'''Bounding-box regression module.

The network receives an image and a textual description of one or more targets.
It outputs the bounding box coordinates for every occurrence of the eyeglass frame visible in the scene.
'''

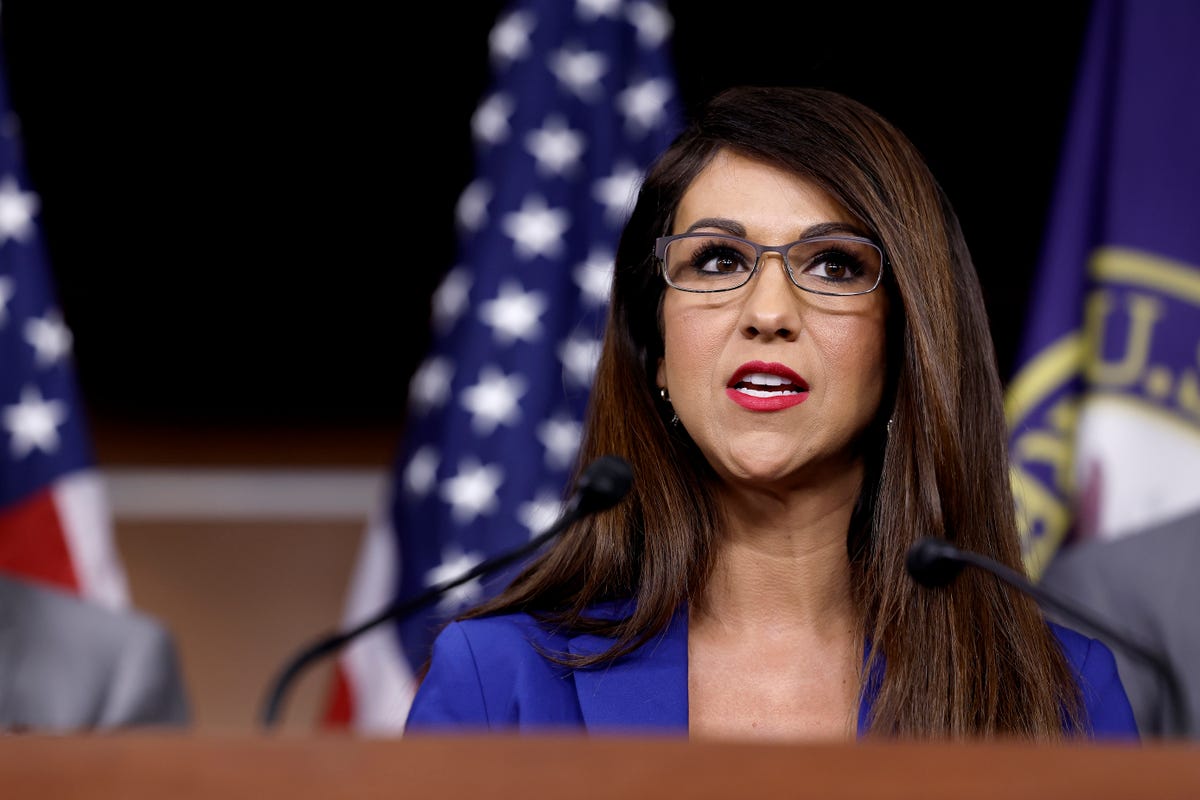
[654,232,887,297]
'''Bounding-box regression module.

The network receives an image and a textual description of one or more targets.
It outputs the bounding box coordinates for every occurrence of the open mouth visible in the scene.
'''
[732,372,806,398]
[726,362,810,411]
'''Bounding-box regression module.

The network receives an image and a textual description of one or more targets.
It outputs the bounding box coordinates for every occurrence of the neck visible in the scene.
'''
[697,487,859,633]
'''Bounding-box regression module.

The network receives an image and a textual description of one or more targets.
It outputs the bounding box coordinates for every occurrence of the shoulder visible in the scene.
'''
[1042,512,1199,600]
[422,611,579,681]
[1049,622,1140,739]
[405,610,581,732]
[422,598,634,666]
[0,576,190,730]
[2,576,175,658]
[1049,621,1101,668]
[447,610,572,653]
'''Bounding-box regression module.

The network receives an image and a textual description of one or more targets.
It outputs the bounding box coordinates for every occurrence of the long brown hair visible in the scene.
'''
[452,86,1083,740]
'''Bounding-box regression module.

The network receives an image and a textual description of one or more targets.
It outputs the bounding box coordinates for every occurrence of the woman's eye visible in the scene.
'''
[804,251,862,281]
[695,245,750,273]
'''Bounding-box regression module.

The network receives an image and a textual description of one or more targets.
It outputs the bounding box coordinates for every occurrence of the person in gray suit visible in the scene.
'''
[1039,508,1200,739]
[0,573,190,731]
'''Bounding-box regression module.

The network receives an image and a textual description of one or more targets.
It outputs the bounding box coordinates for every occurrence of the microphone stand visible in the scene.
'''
[907,537,1191,739]
[259,455,633,729]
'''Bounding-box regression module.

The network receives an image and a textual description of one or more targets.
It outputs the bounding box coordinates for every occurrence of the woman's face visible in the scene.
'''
[656,150,888,490]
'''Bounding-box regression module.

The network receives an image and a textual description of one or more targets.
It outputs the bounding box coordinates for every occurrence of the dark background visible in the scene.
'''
[0,2,1095,431]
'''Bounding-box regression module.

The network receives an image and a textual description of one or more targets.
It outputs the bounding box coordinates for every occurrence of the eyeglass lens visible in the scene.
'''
[663,235,881,295]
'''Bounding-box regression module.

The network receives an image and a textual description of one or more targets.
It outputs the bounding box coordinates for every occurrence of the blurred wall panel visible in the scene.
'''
[98,423,396,732]
[115,517,364,732]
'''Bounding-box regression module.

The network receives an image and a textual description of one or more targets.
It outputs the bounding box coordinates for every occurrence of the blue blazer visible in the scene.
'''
[405,602,1139,739]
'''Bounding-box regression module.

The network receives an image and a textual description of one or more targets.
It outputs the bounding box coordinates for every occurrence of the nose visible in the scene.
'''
[738,251,801,341]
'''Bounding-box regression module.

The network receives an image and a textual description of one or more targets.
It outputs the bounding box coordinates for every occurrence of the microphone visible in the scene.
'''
[906,536,1190,738]
[259,455,634,729]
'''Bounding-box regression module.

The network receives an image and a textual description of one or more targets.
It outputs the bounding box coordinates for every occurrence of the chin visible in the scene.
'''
[716,454,806,486]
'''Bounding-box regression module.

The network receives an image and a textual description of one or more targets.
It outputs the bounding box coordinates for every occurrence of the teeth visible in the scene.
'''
[738,387,800,398]
[741,373,790,386]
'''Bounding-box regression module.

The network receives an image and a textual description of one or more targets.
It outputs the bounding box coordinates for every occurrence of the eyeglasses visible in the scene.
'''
[655,232,885,296]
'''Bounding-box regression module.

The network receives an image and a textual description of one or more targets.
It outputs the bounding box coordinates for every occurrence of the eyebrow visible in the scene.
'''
[682,217,867,240]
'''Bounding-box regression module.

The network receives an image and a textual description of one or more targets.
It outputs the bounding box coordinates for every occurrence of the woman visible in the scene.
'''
[404,86,1138,740]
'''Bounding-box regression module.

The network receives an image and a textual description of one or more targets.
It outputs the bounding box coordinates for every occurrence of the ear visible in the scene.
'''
[656,357,666,390]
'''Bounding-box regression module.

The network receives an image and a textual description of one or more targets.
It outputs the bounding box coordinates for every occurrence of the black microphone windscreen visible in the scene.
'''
[906,537,966,588]
[575,455,634,514]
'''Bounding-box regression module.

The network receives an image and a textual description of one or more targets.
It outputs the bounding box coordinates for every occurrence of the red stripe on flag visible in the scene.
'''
[321,664,353,729]
[0,487,81,592]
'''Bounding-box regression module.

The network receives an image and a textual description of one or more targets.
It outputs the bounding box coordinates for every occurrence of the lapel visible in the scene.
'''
[567,601,689,731]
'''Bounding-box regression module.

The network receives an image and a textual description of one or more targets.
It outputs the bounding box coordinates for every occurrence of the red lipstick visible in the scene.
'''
[726,361,809,411]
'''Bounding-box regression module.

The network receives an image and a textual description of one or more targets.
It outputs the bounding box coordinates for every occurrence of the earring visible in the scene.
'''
[886,417,894,437]
[659,387,680,427]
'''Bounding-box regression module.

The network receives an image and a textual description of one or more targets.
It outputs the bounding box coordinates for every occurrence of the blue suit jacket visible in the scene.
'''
[406,602,1139,739]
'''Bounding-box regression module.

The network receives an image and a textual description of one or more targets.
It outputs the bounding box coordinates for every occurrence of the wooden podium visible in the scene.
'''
[3,733,1199,799]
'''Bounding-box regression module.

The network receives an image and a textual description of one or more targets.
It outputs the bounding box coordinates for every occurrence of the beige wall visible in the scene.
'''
[117,518,363,733]
[98,422,399,734]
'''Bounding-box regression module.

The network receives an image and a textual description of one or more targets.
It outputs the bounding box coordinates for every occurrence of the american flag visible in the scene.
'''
[324,0,683,732]
[0,36,129,609]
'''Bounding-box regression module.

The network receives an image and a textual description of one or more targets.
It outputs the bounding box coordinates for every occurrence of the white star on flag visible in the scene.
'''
[409,356,454,413]
[424,545,487,613]
[403,446,440,497]
[489,9,535,67]
[472,93,514,148]
[593,161,644,225]
[578,0,622,21]
[456,180,492,233]
[549,46,608,101]
[0,174,38,245]
[432,267,473,333]
[478,280,547,344]
[526,115,585,177]
[461,365,527,435]
[537,414,582,470]
[573,249,615,308]
[517,490,565,539]
[23,309,73,367]
[559,333,603,388]
[618,77,675,135]
[439,458,505,524]
[2,384,68,458]
[502,194,570,260]
[628,0,674,47]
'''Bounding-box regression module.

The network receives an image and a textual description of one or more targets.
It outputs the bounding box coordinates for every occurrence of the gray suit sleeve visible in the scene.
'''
[97,609,192,728]
[0,575,192,731]
[1039,510,1199,738]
